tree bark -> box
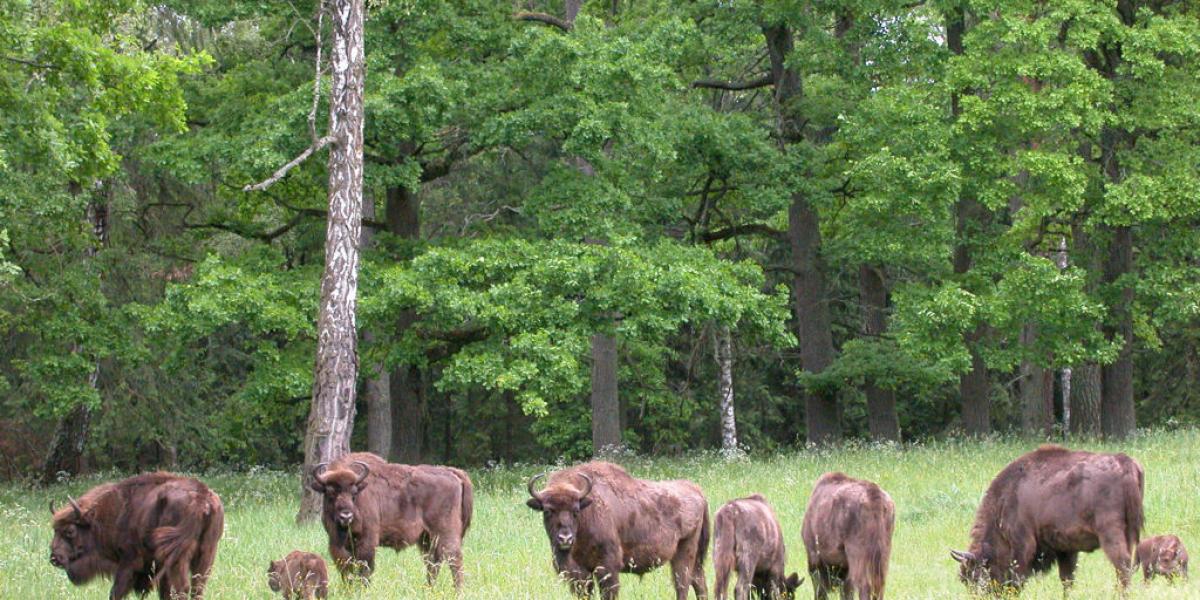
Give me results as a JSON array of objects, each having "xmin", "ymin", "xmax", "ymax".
[
  {"xmin": 361, "ymin": 198, "xmax": 391, "ymax": 457},
  {"xmin": 859, "ymin": 265, "xmax": 900, "ymax": 442},
  {"xmin": 763, "ymin": 22, "xmax": 840, "ymax": 444},
  {"xmin": 947, "ymin": 4, "xmax": 991, "ymax": 436},
  {"xmin": 713, "ymin": 325, "xmax": 737, "ymax": 453},
  {"xmin": 1019, "ymin": 324, "xmax": 1054, "ymax": 435},
  {"xmin": 1102, "ymin": 225, "xmax": 1136, "ymax": 438},
  {"xmin": 41, "ymin": 188, "xmax": 107, "ymax": 484},
  {"xmin": 1071, "ymin": 362, "xmax": 1103, "ymax": 436},
  {"xmin": 384, "ymin": 183, "xmax": 424, "ymax": 463},
  {"xmin": 590, "ymin": 333, "xmax": 622, "ymax": 454},
  {"xmin": 298, "ymin": 0, "xmax": 365, "ymax": 523}
]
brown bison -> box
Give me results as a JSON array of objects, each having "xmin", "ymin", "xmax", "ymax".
[
  {"xmin": 713, "ymin": 494, "xmax": 803, "ymax": 600},
  {"xmin": 801, "ymin": 473, "xmax": 894, "ymax": 600},
  {"xmin": 48, "ymin": 472, "xmax": 224, "ymax": 599},
  {"xmin": 310, "ymin": 451, "xmax": 473, "ymax": 588},
  {"xmin": 1136, "ymin": 534, "xmax": 1188, "ymax": 581},
  {"xmin": 268, "ymin": 550, "xmax": 329, "ymax": 599},
  {"xmin": 525, "ymin": 461, "xmax": 709, "ymax": 600},
  {"xmin": 951, "ymin": 445, "xmax": 1144, "ymax": 593}
]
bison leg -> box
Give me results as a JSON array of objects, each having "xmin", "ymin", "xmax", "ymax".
[
  {"xmin": 1056, "ymin": 551, "xmax": 1079, "ymax": 590},
  {"xmin": 713, "ymin": 557, "xmax": 732, "ymax": 600},
  {"xmin": 1098, "ymin": 529, "xmax": 1134, "ymax": 589},
  {"xmin": 595, "ymin": 562, "xmax": 621, "ymax": 600},
  {"xmin": 809, "ymin": 564, "xmax": 838, "ymax": 600},
  {"xmin": 109, "ymin": 567, "xmax": 137, "ymax": 600}
]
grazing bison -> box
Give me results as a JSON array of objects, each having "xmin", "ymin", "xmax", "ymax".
[
  {"xmin": 525, "ymin": 461, "xmax": 710, "ymax": 600},
  {"xmin": 1136, "ymin": 534, "xmax": 1188, "ymax": 581},
  {"xmin": 801, "ymin": 473, "xmax": 894, "ymax": 600},
  {"xmin": 268, "ymin": 550, "xmax": 329, "ymax": 599},
  {"xmin": 48, "ymin": 472, "xmax": 224, "ymax": 599},
  {"xmin": 951, "ymin": 445, "xmax": 1144, "ymax": 593},
  {"xmin": 713, "ymin": 494, "xmax": 803, "ymax": 600},
  {"xmin": 310, "ymin": 452, "xmax": 473, "ymax": 588}
]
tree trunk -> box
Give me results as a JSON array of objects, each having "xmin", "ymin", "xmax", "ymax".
[
  {"xmin": 298, "ymin": 0, "xmax": 365, "ymax": 523},
  {"xmin": 858, "ymin": 264, "xmax": 900, "ymax": 442},
  {"xmin": 361, "ymin": 198, "xmax": 391, "ymax": 458},
  {"xmin": 390, "ymin": 360, "xmax": 424, "ymax": 463},
  {"xmin": 590, "ymin": 333, "xmax": 621, "ymax": 454},
  {"xmin": 713, "ymin": 325, "xmax": 737, "ymax": 453},
  {"xmin": 1071, "ymin": 363, "xmax": 1102, "ymax": 436},
  {"xmin": 1102, "ymin": 225, "xmax": 1136, "ymax": 438},
  {"xmin": 1019, "ymin": 324, "xmax": 1054, "ymax": 436},
  {"xmin": 947, "ymin": 4, "xmax": 991, "ymax": 436},
  {"xmin": 41, "ymin": 189, "xmax": 107, "ymax": 484}
]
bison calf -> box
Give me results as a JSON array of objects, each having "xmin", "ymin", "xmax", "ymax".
[
  {"xmin": 311, "ymin": 452, "xmax": 473, "ymax": 588},
  {"xmin": 268, "ymin": 551, "xmax": 329, "ymax": 599},
  {"xmin": 1137, "ymin": 534, "xmax": 1188, "ymax": 581},
  {"xmin": 49, "ymin": 472, "xmax": 224, "ymax": 599},
  {"xmin": 713, "ymin": 494, "xmax": 803, "ymax": 600},
  {"xmin": 801, "ymin": 473, "xmax": 894, "ymax": 600},
  {"xmin": 526, "ymin": 461, "xmax": 709, "ymax": 600}
]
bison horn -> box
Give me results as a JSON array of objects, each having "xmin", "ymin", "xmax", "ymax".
[
  {"xmin": 351, "ymin": 461, "xmax": 370, "ymax": 484},
  {"xmin": 950, "ymin": 549, "xmax": 977, "ymax": 564},
  {"xmin": 49, "ymin": 500, "xmax": 57, "ymax": 515},
  {"xmin": 312, "ymin": 462, "xmax": 329, "ymax": 481},
  {"xmin": 577, "ymin": 473, "xmax": 593, "ymax": 500},
  {"xmin": 68, "ymin": 496, "xmax": 83, "ymax": 520},
  {"xmin": 527, "ymin": 473, "xmax": 547, "ymax": 500}
]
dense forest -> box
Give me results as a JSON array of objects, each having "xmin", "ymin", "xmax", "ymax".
[{"xmin": 2, "ymin": 0, "xmax": 1198, "ymax": 480}]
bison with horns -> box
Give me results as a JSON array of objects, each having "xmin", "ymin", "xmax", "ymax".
[
  {"xmin": 952, "ymin": 445, "xmax": 1145, "ymax": 593},
  {"xmin": 48, "ymin": 472, "xmax": 224, "ymax": 599},
  {"xmin": 309, "ymin": 452, "xmax": 473, "ymax": 588},
  {"xmin": 526, "ymin": 461, "xmax": 710, "ymax": 599}
]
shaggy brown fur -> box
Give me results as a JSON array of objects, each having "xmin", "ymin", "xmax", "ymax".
[
  {"xmin": 526, "ymin": 461, "xmax": 709, "ymax": 600},
  {"xmin": 801, "ymin": 473, "xmax": 894, "ymax": 600},
  {"xmin": 952, "ymin": 445, "xmax": 1144, "ymax": 593},
  {"xmin": 49, "ymin": 472, "xmax": 224, "ymax": 599},
  {"xmin": 268, "ymin": 550, "xmax": 329, "ymax": 599},
  {"xmin": 713, "ymin": 494, "xmax": 802, "ymax": 600},
  {"xmin": 1136, "ymin": 534, "xmax": 1188, "ymax": 581},
  {"xmin": 311, "ymin": 452, "xmax": 473, "ymax": 588}
]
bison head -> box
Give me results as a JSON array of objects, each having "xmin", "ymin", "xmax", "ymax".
[
  {"xmin": 310, "ymin": 461, "xmax": 370, "ymax": 528},
  {"xmin": 526, "ymin": 472, "xmax": 593, "ymax": 552},
  {"xmin": 1154, "ymin": 540, "xmax": 1185, "ymax": 577},
  {"xmin": 266, "ymin": 560, "xmax": 285, "ymax": 592},
  {"xmin": 49, "ymin": 497, "xmax": 109, "ymax": 585},
  {"xmin": 952, "ymin": 546, "xmax": 1017, "ymax": 593}
]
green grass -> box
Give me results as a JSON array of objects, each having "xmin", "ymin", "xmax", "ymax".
[{"xmin": 3, "ymin": 431, "xmax": 1199, "ymax": 599}]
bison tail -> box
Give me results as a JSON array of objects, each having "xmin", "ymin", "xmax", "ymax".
[
  {"xmin": 454, "ymin": 468, "xmax": 474, "ymax": 534},
  {"xmin": 696, "ymin": 507, "xmax": 711, "ymax": 570},
  {"xmin": 711, "ymin": 511, "xmax": 734, "ymax": 579},
  {"xmin": 150, "ymin": 524, "xmax": 200, "ymax": 585},
  {"xmin": 1124, "ymin": 461, "xmax": 1145, "ymax": 554}
]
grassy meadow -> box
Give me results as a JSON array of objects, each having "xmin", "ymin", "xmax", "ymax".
[{"xmin": 2, "ymin": 431, "xmax": 1198, "ymax": 599}]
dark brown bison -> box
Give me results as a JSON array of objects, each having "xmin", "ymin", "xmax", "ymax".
[
  {"xmin": 951, "ymin": 445, "xmax": 1144, "ymax": 593},
  {"xmin": 1136, "ymin": 534, "xmax": 1188, "ymax": 581},
  {"xmin": 525, "ymin": 461, "xmax": 709, "ymax": 600},
  {"xmin": 48, "ymin": 472, "xmax": 224, "ymax": 599},
  {"xmin": 801, "ymin": 473, "xmax": 894, "ymax": 600},
  {"xmin": 310, "ymin": 451, "xmax": 473, "ymax": 588},
  {"xmin": 713, "ymin": 494, "xmax": 803, "ymax": 600},
  {"xmin": 268, "ymin": 550, "xmax": 329, "ymax": 599}
]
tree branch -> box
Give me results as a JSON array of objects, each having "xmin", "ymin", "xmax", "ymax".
[
  {"xmin": 701, "ymin": 223, "xmax": 785, "ymax": 242},
  {"xmin": 2, "ymin": 55, "xmax": 54, "ymax": 70},
  {"xmin": 242, "ymin": 135, "xmax": 333, "ymax": 192},
  {"xmin": 691, "ymin": 74, "xmax": 775, "ymax": 91},
  {"xmin": 515, "ymin": 11, "xmax": 573, "ymax": 32}
]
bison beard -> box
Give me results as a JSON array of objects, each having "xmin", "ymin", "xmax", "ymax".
[
  {"xmin": 526, "ymin": 461, "xmax": 710, "ymax": 600},
  {"xmin": 713, "ymin": 494, "xmax": 802, "ymax": 600},
  {"xmin": 48, "ymin": 472, "xmax": 224, "ymax": 600},
  {"xmin": 310, "ymin": 452, "xmax": 473, "ymax": 588},
  {"xmin": 801, "ymin": 473, "xmax": 894, "ymax": 600},
  {"xmin": 952, "ymin": 445, "xmax": 1144, "ymax": 594}
]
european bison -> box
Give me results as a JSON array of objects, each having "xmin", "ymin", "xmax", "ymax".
[
  {"xmin": 713, "ymin": 494, "xmax": 803, "ymax": 600},
  {"xmin": 268, "ymin": 550, "xmax": 329, "ymax": 599},
  {"xmin": 310, "ymin": 451, "xmax": 473, "ymax": 588},
  {"xmin": 951, "ymin": 445, "xmax": 1144, "ymax": 593},
  {"xmin": 49, "ymin": 472, "xmax": 224, "ymax": 599},
  {"xmin": 1136, "ymin": 534, "xmax": 1188, "ymax": 581},
  {"xmin": 525, "ymin": 461, "xmax": 710, "ymax": 600},
  {"xmin": 801, "ymin": 473, "xmax": 894, "ymax": 600}
]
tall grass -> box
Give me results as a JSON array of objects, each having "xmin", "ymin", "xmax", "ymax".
[{"xmin": 2, "ymin": 431, "xmax": 1198, "ymax": 598}]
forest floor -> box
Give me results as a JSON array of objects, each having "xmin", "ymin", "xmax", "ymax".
[{"xmin": 1, "ymin": 430, "xmax": 1198, "ymax": 599}]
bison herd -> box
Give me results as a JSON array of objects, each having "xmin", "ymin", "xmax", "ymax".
[{"xmin": 46, "ymin": 445, "xmax": 1188, "ymax": 599}]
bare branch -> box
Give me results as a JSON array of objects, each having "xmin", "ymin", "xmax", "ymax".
[
  {"xmin": 701, "ymin": 223, "xmax": 786, "ymax": 243},
  {"xmin": 242, "ymin": 136, "xmax": 333, "ymax": 192},
  {"xmin": 691, "ymin": 74, "xmax": 775, "ymax": 91},
  {"xmin": 2, "ymin": 55, "xmax": 54, "ymax": 70},
  {"xmin": 515, "ymin": 11, "xmax": 573, "ymax": 32}
]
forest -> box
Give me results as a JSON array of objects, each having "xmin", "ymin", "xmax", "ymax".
[{"xmin": 2, "ymin": 0, "xmax": 1199, "ymax": 482}]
